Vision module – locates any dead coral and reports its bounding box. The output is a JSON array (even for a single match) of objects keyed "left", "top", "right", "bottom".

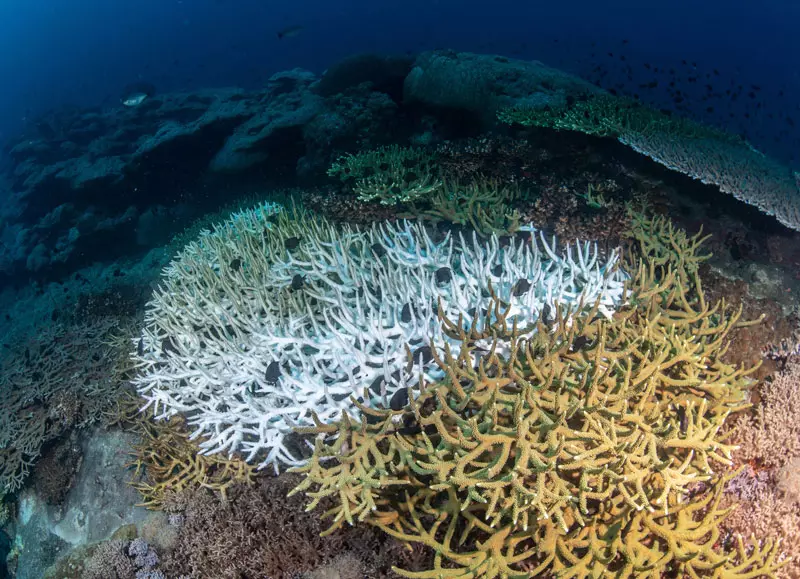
[{"left": 30, "top": 431, "right": 83, "bottom": 506}]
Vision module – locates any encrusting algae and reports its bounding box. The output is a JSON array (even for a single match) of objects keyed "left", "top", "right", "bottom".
[{"left": 290, "top": 214, "right": 785, "bottom": 578}]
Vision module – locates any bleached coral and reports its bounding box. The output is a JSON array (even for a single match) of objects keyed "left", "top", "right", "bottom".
[{"left": 132, "top": 202, "right": 627, "bottom": 471}]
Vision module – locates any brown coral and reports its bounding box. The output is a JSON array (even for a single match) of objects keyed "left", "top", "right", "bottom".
[{"left": 159, "top": 474, "right": 431, "bottom": 579}]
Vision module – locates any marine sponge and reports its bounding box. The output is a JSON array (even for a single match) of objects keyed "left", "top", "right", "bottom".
[
  {"left": 132, "top": 201, "right": 628, "bottom": 472},
  {"left": 290, "top": 218, "right": 783, "bottom": 578}
]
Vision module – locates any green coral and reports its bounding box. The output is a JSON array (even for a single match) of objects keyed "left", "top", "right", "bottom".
[
  {"left": 291, "top": 218, "right": 784, "bottom": 578},
  {"left": 417, "top": 178, "right": 521, "bottom": 236},
  {"left": 498, "top": 93, "right": 738, "bottom": 144},
  {"left": 328, "top": 145, "right": 443, "bottom": 205}
]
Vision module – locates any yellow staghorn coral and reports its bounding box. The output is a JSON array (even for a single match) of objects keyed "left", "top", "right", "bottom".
[
  {"left": 291, "top": 216, "right": 784, "bottom": 578},
  {"left": 112, "top": 393, "right": 258, "bottom": 509}
]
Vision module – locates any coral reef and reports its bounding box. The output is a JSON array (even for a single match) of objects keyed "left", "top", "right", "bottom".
[
  {"left": 113, "top": 393, "right": 257, "bottom": 509},
  {"left": 291, "top": 215, "right": 784, "bottom": 578},
  {"left": 414, "top": 178, "right": 522, "bottom": 237},
  {"left": 724, "top": 355, "right": 800, "bottom": 578},
  {"left": 499, "top": 93, "right": 800, "bottom": 232},
  {"left": 132, "top": 201, "right": 627, "bottom": 471}
]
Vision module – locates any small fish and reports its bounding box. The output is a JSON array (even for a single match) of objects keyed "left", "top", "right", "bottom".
[
  {"left": 265, "top": 361, "right": 281, "bottom": 383},
  {"left": 492, "top": 264, "right": 503, "bottom": 276},
  {"left": 401, "top": 304, "right": 413, "bottom": 323},
  {"left": 390, "top": 388, "right": 409, "bottom": 411},
  {"left": 277, "top": 25, "right": 304, "bottom": 40},
  {"left": 571, "top": 336, "right": 592, "bottom": 352},
  {"left": 137, "top": 337, "right": 144, "bottom": 356},
  {"left": 291, "top": 274, "right": 305, "bottom": 291},
  {"left": 435, "top": 267, "right": 452, "bottom": 284},
  {"left": 285, "top": 236, "right": 301, "bottom": 250},
  {"left": 369, "top": 369, "right": 402, "bottom": 394},
  {"left": 229, "top": 258, "right": 242, "bottom": 270},
  {"left": 121, "top": 92, "right": 149, "bottom": 107},
  {"left": 370, "top": 243, "right": 386, "bottom": 258},
  {"left": 162, "top": 336, "right": 179, "bottom": 356},
  {"left": 512, "top": 278, "right": 531, "bottom": 297},
  {"left": 413, "top": 345, "right": 433, "bottom": 364}
]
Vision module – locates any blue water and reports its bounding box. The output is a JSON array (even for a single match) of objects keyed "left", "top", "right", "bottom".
[{"left": 1, "top": 0, "right": 798, "bottom": 166}]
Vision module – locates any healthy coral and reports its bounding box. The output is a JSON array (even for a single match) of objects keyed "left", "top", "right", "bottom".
[
  {"left": 328, "top": 144, "right": 443, "bottom": 205},
  {"left": 290, "top": 216, "right": 783, "bottom": 578},
  {"left": 416, "top": 178, "right": 521, "bottom": 237}
]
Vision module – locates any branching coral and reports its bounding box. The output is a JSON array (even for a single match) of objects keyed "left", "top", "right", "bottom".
[
  {"left": 414, "top": 178, "right": 521, "bottom": 237},
  {"left": 133, "top": 201, "right": 627, "bottom": 471},
  {"left": 0, "top": 317, "right": 133, "bottom": 496},
  {"left": 329, "top": 144, "right": 443, "bottom": 205},
  {"left": 290, "top": 217, "right": 784, "bottom": 578},
  {"left": 117, "top": 395, "right": 258, "bottom": 509}
]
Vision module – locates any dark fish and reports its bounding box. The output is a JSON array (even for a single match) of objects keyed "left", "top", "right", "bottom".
[
  {"left": 541, "top": 304, "right": 554, "bottom": 325},
  {"left": 265, "top": 361, "right": 281, "bottom": 383},
  {"left": 162, "top": 336, "right": 179, "bottom": 356},
  {"left": 230, "top": 258, "right": 242, "bottom": 270},
  {"left": 571, "top": 336, "right": 591, "bottom": 351},
  {"left": 285, "top": 236, "right": 301, "bottom": 250},
  {"left": 370, "top": 243, "right": 386, "bottom": 258},
  {"left": 413, "top": 345, "right": 433, "bottom": 364},
  {"left": 137, "top": 337, "right": 144, "bottom": 356},
  {"left": 401, "top": 303, "right": 413, "bottom": 323},
  {"left": 492, "top": 264, "right": 503, "bottom": 276},
  {"left": 277, "top": 25, "right": 304, "bottom": 40},
  {"left": 390, "top": 388, "right": 409, "bottom": 410},
  {"left": 435, "top": 267, "right": 452, "bottom": 284},
  {"left": 677, "top": 406, "right": 689, "bottom": 434},
  {"left": 369, "top": 369, "right": 402, "bottom": 394},
  {"left": 398, "top": 413, "right": 422, "bottom": 435},
  {"left": 291, "top": 274, "right": 305, "bottom": 290},
  {"left": 512, "top": 279, "right": 531, "bottom": 297}
]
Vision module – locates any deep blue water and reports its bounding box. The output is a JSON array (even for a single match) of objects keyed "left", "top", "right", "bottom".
[{"left": 1, "top": 0, "right": 798, "bottom": 167}]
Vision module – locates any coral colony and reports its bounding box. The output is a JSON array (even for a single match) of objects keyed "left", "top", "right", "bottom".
[{"left": 133, "top": 202, "right": 627, "bottom": 470}]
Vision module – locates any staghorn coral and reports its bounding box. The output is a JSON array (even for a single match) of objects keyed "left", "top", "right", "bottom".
[
  {"left": 124, "top": 405, "right": 258, "bottom": 509},
  {"left": 413, "top": 178, "right": 521, "bottom": 237},
  {"left": 328, "top": 144, "right": 443, "bottom": 205},
  {"left": 624, "top": 209, "right": 712, "bottom": 283},
  {"left": 133, "top": 201, "right": 627, "bottom": 471},
  {"left": 0, "top": 316, "right": 133, "bottom": 496},
  {"left": 291, "top": 217, "right": 784, "bottom": 578}
]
